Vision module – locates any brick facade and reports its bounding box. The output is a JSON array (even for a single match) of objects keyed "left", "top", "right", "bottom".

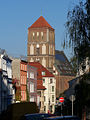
[{"left": 27, "top": 16, "right": 55, "bottom": 72}]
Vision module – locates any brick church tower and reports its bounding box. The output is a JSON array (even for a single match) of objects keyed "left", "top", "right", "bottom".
[{"left": 27, "top": 16, "right": 55, "bottom": 72}]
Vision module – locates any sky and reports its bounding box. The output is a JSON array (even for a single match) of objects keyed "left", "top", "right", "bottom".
[{"left": 0, "top": 0, "right": 81, "bottom": 59}]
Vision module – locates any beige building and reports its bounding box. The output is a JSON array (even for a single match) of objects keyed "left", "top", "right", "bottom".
[
  {"left": 29, "top": 62, "right": 56, "bottom": 113},
  {"left": 27, "top": 16, "right": 55, "bottom": 72},
  {"left": 43, "top": 77, "right": 56, "bottom": 113}
]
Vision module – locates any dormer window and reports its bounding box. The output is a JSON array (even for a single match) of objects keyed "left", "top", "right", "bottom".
[{"left": 42, "top": 71, "right": 45, "bottom": 75}]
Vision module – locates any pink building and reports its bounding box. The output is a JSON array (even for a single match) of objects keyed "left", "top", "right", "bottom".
[
  {"left": 27, "top": 63, "right": 37, "bottom": 103},
  {"left": 20, "top": 60, "right": 27, "bottom": 101}
]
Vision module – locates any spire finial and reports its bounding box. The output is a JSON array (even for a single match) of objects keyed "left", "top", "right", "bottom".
[{"left": 41, "top": 9, "right": 42, "bottom": 16}]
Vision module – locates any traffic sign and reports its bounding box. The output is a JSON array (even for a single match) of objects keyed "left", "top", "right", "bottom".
[
  {"left": 69, "top": 95, "right": 75, "bottom": 101},
  {"left": 59, "top": 97, "right": 64, "bottom": 103}
]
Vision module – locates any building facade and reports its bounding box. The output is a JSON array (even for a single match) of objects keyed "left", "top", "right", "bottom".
[
  {"left": 29, "top": 62, "right": 56, "bottom": 113},
  {"left": 27, "top": 64, "right": 37, "bottom": 103},
  {"left": 53, "top": 50, "right": 75, "bottom": 98},
  {"left": 20, "top": 60, "right": 27, "bottom": 101},
  {"left": 0, "top": 49, "right": 14, "bottom": 114},
  {"left": 12, "top": 58, "right": 27, "bottom": 102},
  {"left": 27, "top": 16, "right": 55, "bottom": 72}
]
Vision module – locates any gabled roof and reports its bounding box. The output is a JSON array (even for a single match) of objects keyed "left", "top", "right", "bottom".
[
  {"left": 37, "top": 85, "right": 46, "bottom": 90},
  {"left": 28, "top": 62, "right": 54, "bottom": 78},
  {"left": 28, "top": 16, "right": 54, "bottom": 30},
  {"left": 28, "top": 62, "right": 54, "bottom": 90},
  {"left": 55, "top": 50, "right": 75, "bottom": 76}
]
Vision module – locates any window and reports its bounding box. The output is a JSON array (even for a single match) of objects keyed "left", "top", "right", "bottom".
[
  {"left": 42, "top": 44, "right": 46, "bottom": 54},
  {"left": 33, "top": 32, "right": 35, "bottom": 39},
  {"left": 30, "top": 44, "right": 34, "bottom": 55},
  {"left": 41, "top": 32, "right": 43, "bottom": 39},
  {"left": 30, "top": 72, "right": 34, "bottom": 79},
  {"left": 30, "top": 82, "right": 34, "bottom": 93},
  {"left": 43, "top": 79, "right": 45, "bottom": 83},
  {"left": 52, "top": 95, "right": 54, "bottom": 102},
  {"left": 27, "top": 72, "right": 29, "bottom": 78},
  {"left": 37, "top": 32, "right": 39, "bottom": 39},
  {"left": 30, "top": 96, "right": 34, "bottom": 102},
  {"left": 44, "top": 106, "right": 46, "bottom": 112},
  {"left": 42, "top": 71, "right": 45, "bottom": 75},
  {"left": 44, "top": 96, "right": 45, "bottom": 101},
  {"left": 42, "top": 58, "right": 46, "bottom": 67},
  {"left": 52, "top": 86, "right": 54, "bottom": 92},
  {"left": 21, "top": 91, "right": 26, "bottom": 101},
  {"left": 50, "top": 79, "right": 53, "bottom": 83}
]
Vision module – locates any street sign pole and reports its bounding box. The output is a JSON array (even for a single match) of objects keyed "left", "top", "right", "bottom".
[
  {"left": 61, "top": 103, "right": 62, "bottom": 116},
  {"left": 59, "top": 97, "right": 64, "bottom": 116},
  {"left": 72, "top": 97, "right": 73, "bottom": 116},
  {"left": 69, "top": 95, "right": 75, "bottom": 116}
]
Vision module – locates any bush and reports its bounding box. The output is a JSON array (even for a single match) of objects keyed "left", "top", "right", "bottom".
[{"left": 0, "top": 102, "right": 39, "bottom": 120}]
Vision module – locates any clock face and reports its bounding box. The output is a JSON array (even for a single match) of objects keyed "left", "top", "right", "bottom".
[{"left": 36, "top": 44, "right": 39, "bottom": 48}]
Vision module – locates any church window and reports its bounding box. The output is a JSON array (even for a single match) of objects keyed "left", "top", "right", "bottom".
[
  {"left": 42, "top": 71, "right": 45, "bottom": 75},
  {"left": 42, "top": 44, "right": 46, "bottom": 54},
  {"left": 41, "top": 32, "right": 43, "bottom": 39},
  {"left": 30, "top": 44, "right": 34, "bottom": 55},
  {"left": 33, "top": 32, "right": 35, "bottom": 39},
  {"left": 37, "top": 32, "right": 39, "bottom": 39},
  {"left": 42, "top": 58, "right": 46, "bottom": 67}
]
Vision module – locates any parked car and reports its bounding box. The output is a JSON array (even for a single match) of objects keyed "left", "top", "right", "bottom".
[
  {"left": 20, "top": 113, "right": 55, "bottom": 120},
  {"left": 43, "top": 116, "right": 80, "bottom": 120}
]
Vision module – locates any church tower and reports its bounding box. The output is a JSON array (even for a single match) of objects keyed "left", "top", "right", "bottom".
[{"left": 27, "top": 16, "right": 55, "bottom": 72}]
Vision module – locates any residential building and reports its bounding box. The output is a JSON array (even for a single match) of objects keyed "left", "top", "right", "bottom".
[
  {"left": 53, "top": 50, "right": 75, "bottom": 98},
  {"left": 0, "top": 49, "right": 14, "bottom": 114},
  {"left": 27, "top": 16, "right": 55, "bottom": 72},
  {"left": 20, "top": 60, "right": 27, "bottom": 101},
  {"left": 27, "top": 64, "right": 37, "bottom": 103},
  {"left": 12, "top": 58, "right": 27, "bottom": 102},
  {"left": 29, "top": 62, "right": 56, "bottom": 114}
]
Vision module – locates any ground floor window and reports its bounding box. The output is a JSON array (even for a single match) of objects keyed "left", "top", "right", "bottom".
[{"left": 44, "top": 106, "right": 46, "bottom": 112}]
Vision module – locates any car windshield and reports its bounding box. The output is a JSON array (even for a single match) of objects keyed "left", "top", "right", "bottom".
[{"left": 24, "top": 114, "right": 51, "bottom": 120}]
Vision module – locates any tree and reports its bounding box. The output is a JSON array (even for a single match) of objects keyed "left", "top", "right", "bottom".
[
  {"left": 65, "top": 0, "right": 90, "bottom": 65},
  {"left": 64, "top": 1, "right": 90, "bottom": 118},
  {"left": 75, "top": 73, "right": 90, "bottom": 118},
  {"left": 70, "top": 56, "right": 77, "bottom": 74}
]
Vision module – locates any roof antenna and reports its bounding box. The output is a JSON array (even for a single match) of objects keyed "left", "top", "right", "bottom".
[{"left": 41, "top": 9, "right": 42, "bottom": 16}]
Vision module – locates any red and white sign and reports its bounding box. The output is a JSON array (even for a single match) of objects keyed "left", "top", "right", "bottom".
[{"left": 59, "top": 97, "right": 64, "bottom": 103}]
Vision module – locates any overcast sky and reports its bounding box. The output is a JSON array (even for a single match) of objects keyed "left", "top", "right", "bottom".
[{"left": 0, "top": 0, "right": 83, "bottom": 59}]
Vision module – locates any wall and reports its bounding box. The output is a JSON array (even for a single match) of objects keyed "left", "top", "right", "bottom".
[
  {"left": 43, "top": 77, "right": 56, "bottom": 113},
  {"left": 12, "top": 58, "right": 20, "bottom": 85}
]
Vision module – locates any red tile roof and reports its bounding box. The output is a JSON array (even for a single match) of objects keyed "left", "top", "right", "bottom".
[
  {"left": 37, "top": 85, "right": 46, "bottom": 90},
  {"left": 28, "top": 62, "right": 54, "bottom": 90},
  {"left": 28, "top": 62, "right": 54, "bottom": 78},
  {"left": 28, "top": 16, "right": 54, "bottom": 30}
]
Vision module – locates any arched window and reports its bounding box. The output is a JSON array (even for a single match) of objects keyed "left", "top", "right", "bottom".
[
  {"left": 42, "top": 58, "right": 46, "bottom": 67},
  {"left": 30, "top": 44, "right": 34, "bottom": 55},
  {"left": 30, "top": 58, "right": 34, "bottom": 62},
  {"left": 42, "top": 44, "right": 46, "bottom": 54}
]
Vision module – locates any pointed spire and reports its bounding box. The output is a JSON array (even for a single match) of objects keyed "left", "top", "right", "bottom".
[{"left": 28, "top": 16, "right": 54, "bottom": 30}]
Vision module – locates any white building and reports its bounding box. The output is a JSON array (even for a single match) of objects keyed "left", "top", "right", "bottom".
[
  {"left": 29, "top": 62, "right": 56, "bottom": 113},
  {"left": 0, "top": 49, "right": 15, "bottom": 114},
  {"left": 43, "top": 77, "right": 56, "bottom": 114}
]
